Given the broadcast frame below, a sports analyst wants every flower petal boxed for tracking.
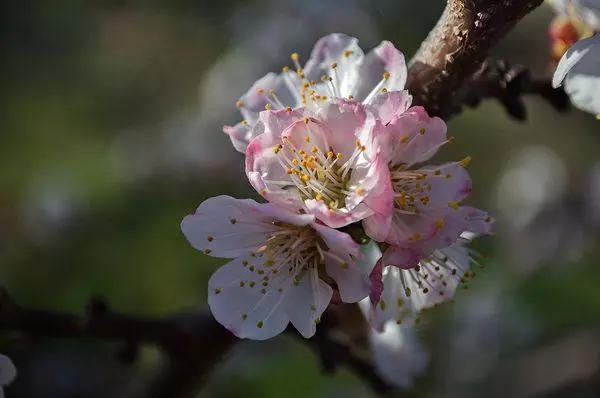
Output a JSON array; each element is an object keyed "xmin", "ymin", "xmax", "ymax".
[
  {"xmin": 559, "ymin": 36, "xmax": 600, "ymax": 115},
  {"xmin": 285, "ymin": 268, "xmax": 333, "ymax": 338},
  {"xmin": 208, "ymin": 254, "xmax": 290, "ymax": 340},
  {"xmin": 223, "ymin": 122, "xmax": 258, "ymax": 153},
  {"xmin": 181, "ymin": 195, "xmax": 313, "ymax": 258},
  {"xmin": 0, "ymin": 354, "xmax": 16, "ymax": 386},
  {"xmin": 237, "ymin": 72, "xmax": 297, "ymax": 125},
  {"xmin": 313, "ymin": 222, "xmax": 371, "ymax": 302},
  {"xmin": 303, "ymin": 33, "xmax": 365, "ymax": 98},
  {"xmin": 368, "ymin": 90, "xmax": 413, "ymax": 124},
  {"xmin": 369, "ymin": 323, "xmax": 429, "ymax": 389},
  {"xmin": 305, "ymin": 199, "xmax": 373, "ymax": 229},
  {"xmin": 383, "ymin": 106, "xmax": 447, "ymax": 167},
  {"xmin": 354, "ymin": 41, "xmax": 408, "ymax": 102}
]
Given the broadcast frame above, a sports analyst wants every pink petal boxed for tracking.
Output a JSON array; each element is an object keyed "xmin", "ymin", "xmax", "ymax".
[
  {"xmin": 181, "ymin": 195, "xmax": 313, "ymax": 258},
  {"xmin": 354, "ymin": 154, "xmax": 394, "ymax": 241},
  {"xmin": 415, "ymin": 162, "xmax": 473, "ymax": 208},
  {"xmin": 354, "ymin": 41, "xmax": 408, "ymax": 102},
  {"xmin": 303, "ymin": 33, "xmax": 365, "ymax": 98},
  {"xmin": 369, "ymin": 258, "xmax": 385, "ymax": 305},
  {"xmin": 208, "ymin": 253, "xmax": 290, "ymax": 340},
  {"xmin": 314, "ymin": 99, "xmax": 368, "ymax": 157},
  {"xmin": 383, "ymin": 106, "xmax": 447, "ymax": 167},
  {"xmin": 381, "ymin": 246, "xmax": 424, "ymax": 270},
  {"xmin": 305, "ymin": 199, "xmax": 373, "ymax": 229},
  {"xmin": 245, "ymin": 129, "xmax": 305, "ymax": 212},
  {"xmin": 285, "ymin": 268, "xmax": 333, "ymax": 338},
  {"xmin": 368, "ymin": 90, "xmax": 413, "ymax": 124},
  {"xmin": 259, "ymin": 108, "xmax": 309, "ymax": 137}
]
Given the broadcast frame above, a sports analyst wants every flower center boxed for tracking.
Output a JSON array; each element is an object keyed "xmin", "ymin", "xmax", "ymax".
[
  {"xmin": 390, "ymin": 164, "xmax": 430, "ymax": 216},
  {"xmin": 270, "ymin": 126, "xmax": 366, "ymax": 210}
]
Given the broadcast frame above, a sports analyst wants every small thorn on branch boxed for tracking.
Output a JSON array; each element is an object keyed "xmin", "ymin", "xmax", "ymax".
[{"xmin": 454, "ymin": 59, "xmax": 571, "ymax": 120}]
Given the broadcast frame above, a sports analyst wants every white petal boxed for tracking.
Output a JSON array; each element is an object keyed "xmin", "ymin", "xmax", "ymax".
[
  {"xmin": 0, "ymin": 354, "xmax": 16, "ymax": 386},
  {"xmin": 552, "ymin": 35, "xmax": 598, "ymax": 88},
  {"xmin": 208, "ymin": 254, "xmax": 291, "ymax": 340},
  {"xmin": 238, "ymin": 73, "xmax": 298, "ymax": 125},
  {"xmin": 181, "ymin": 195, "xmax": 313, "ymax": 258},
  {"xmin": 370, "ymin": 323, "xmax": 428, "ymax": 389},
  {"xmin": 303, "ymin": 33, "xmax": 365, "ymax": 98},
  {"xmin": 561, "ymin": 36, "xmax": 600, "ymax": 114},
  {"xmin": 285, "ymin": 269, "xmax": 333, "ymax": 338}
]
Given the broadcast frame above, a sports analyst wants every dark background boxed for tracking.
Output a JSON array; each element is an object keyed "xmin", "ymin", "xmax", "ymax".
[{"xmin": 1, "ymin": 1, "xmax": 600, "ymax": 397}]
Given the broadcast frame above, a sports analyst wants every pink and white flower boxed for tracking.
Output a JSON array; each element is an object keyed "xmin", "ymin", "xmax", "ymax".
[
  {"xmin": 224, "ymin": 33, "xmax": 410, "ymax": 152},
  {"xmin": 181, "ymin": 195, "xmax": 372, "ymax": 340},
  {"xmin": 366, "ymin": 232, "xmax": 483, "ymax": 330},
  {"xmin": 245, "ymin": 100, "xmax": 393, "ymax": 232},
  {"xmin": 0, "ymin": 354, "xmax": 16, "ymax": 398},
  {"xmin": 365, "ymin": 97, "xmax": 493, "ymax": 266}
]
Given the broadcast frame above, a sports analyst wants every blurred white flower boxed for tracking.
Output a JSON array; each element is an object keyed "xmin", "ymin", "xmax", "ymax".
[
  {"xmin": 368, "ymin": 322, "xmax": 428, "ymax": 389},
  {"xmin": 496, "ymin": 146, "xmax": 567, "ymax": 229},
  {"xmin": 552, "ymin": 34, "xmax": 600, "ymax": 117},
  {"xmin": 0, "ymin": 354, "xmax": 16, "ymax": 397}
]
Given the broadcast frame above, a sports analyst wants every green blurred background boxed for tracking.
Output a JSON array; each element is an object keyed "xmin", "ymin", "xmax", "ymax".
[{"xmin": 2, "ymin": 1, "xmax": 600, "ymax": 397}]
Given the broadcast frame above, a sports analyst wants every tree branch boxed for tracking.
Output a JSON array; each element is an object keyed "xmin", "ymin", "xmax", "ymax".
[
  {"xmin": 0, "ymin": 289, "xmax": 392, "ymax": 396},
  {"xmin": 453, "ymin": 59, "xmax": 571, "ymax": 120},
  {"xmin": 406, "ymin": 0, "xmax": 545, "ymax": 118}
]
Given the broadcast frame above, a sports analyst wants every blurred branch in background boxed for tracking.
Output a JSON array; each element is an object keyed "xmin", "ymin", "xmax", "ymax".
[
  {"xmin": 0, "ymin": 288, "xmax": 393, "ymax": 397},
  {"xmin": 455, "ymin": 59, "xmax": 571, "ymax": 120}
]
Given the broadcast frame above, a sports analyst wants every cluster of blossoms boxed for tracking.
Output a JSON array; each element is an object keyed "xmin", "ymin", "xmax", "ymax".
[
  {"xmin": 181, "ymin": 34, "xmax": 493, "ymax": 340},
  {"xmin": 548, "ymin": 0, "xmax": 600, "ymax": 116}
]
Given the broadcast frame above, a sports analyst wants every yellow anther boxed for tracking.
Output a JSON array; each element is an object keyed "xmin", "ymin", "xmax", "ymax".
[
  {"xmin": 204, "ymin": 249, "xmax": 212, "ymax": 254},
  {"xmin": 290, "ymin": 52, "xmax": 300, "ymax": 61},
  {"xmin": 381, "ymin": 88, "xmax": 388, "ymax": 93},
  {"xmin": 300, "ymin": 174, "xmax": 310, "ymax": 182},
  {"xmin": 336, "ymin": 153, "xmax": 343, "ymax": 159},
  {"xmin": 380, "ymin": 300, "xmax": 386, "ymax": 310},
  {"xmin": 292, "ymin": 158, "xmax": 299, "ymax": 165},
  {"xmin": 348, "ymin": 95, "xmax": 354, "ymax": 100},
  {"xmin": 435, "ymin": 219, "xmax": 445, "ymax": 229},
  {"xmin": 360, "ymin": 145, "xmax": 366, "ymax": 151},
  {"xmin": 383, "ymin": 72, "xmax": 391, "ymax": 80},
  {"xmin": 355, "ymin": 139, "xmax": 361, "ymax": 147},
  {"xmin": 241, "ymin": 120, "xmax": 248, "ymax": 126},
  {"xmin": 340, "ymin": 262, "xmax": 349, "ymax": 269},
  {"xmin": 282, "ymin": 66, "xmax": 290, "ymax": 73},
  {"xmin": 256, "ymin": 321, "xmax": 264, "ymax": 328},
  {"xmin": 434, "ymin": 169, "xmax": 442, "ymax": 176},
  {"xmin": 448, "ymin": 201, "xmax": 460, "ymax": 210},
  {"xmin": 311, "ymin": 146, "xmax": 318, "ymax": 153},
  {"xmin": 310, "ymin": 80, "xmax": 316, "ymax": 86},
  {"xmin": 445, "ymin": 173, "xmax": 452, "ymax": 179},
  {"xmin": 265, "ymin": 103, "xmax": 272, "ymax": 110},
  {"xmin": 303, "ymin": 116, "xmax": 310, "ymax": 124},
  {"xmin": 268, "ymin": 88, "xmax": 275, "ymax": 96},
  {"xmin": 420, "ymin": 196, "xmax": 430, "ymax": 205},
  {"xmin": 310, "ymin": 304, "xmax": 317, "ymax": 312},
  {"xmin": 315, "ymin": 193, "xmax": 324, "ymax": 201},
  {"xmin": 273, "ymin": 144, "xmax": 283, "ymax": 154},
  {"xmin": 229, "ymin": 217, "xmax": 237, "ymax": 224},
  {"xmin": 305, "ymin": 135, "xmax": 311, "ymax": 143},
  {"xmin": 419, "ymin": 127, "xmax": 426, "ymax": 135},
  {"xmin": 405, "ymin": 287, "xmax": 412, "ymax": 297},
  {"xmin": 343, "ymin": 50, "xmax": 355, "ymax": 57},
  {"xmin": 303, "ymin": 82, "xmax": 310, "ymax": 89},
  {"xmin": 400, "ymin": 135, "xmax": 409, "ymax": 143},
  {"xmin": 459, "ymin": 156, "xmax": 472, "ymax": 167},
  {"xmin": 355, "ymin": 187, "xmax": 366, "ymax": 196},
  {"xmin": 327, "ymin": 151, "xmax": 334, "ymax": 158},
  {"xmin": 235, "ymin": 100, "xmax": 244, "ymax": 108},
  {"xmin": 285, "ymin": 106, "xmax": 292, "ymax": 112},
  {"xmin": 214, "ymin": 288, "xmax": 221, "ymax": 294},
  {"xmin": 397, "ymin": 298, "xmax": 404, "ymax": 307},
  {"xmin": 242, "ymin": 313, "xmax": 248, "ymax": 320},
  {"xmin": 331, "ymin": 62, "xmax": 338, "ymax": 69},
  {"xmin": 485, "ymin": 216, "xmax": 493, "ymax": 223},
  {"xmin": 257, "ymin": 88, "xmax": 265, "ymax": 94},
  {"xmin": 207, "ymin": 235, "xmax": 214, "ymax": 242}
]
